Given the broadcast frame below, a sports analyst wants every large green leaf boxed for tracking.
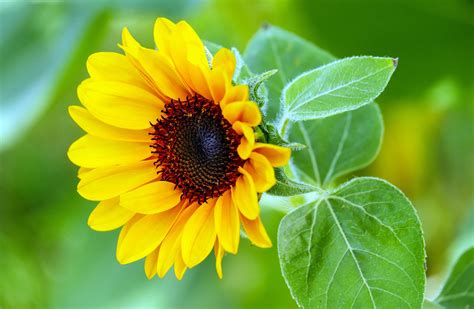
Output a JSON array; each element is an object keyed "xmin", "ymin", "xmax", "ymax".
[
  {"xmin": 290, "ymin": 103, "xmax": 383, "ymax": 187},
  {"xmin": 243, "ymin": 25, "xmax": 334, "ymax": 121},
  {"xmin": 278, "ymin": 177, "xmax": 425, "ymax": 308},
  {"xmin": 283, "ymin": 56, "xmax": 397, "ymax": 121},
  {"xmin": 434, "ymin": 247, "xmax": 474, "ymax": 308}
]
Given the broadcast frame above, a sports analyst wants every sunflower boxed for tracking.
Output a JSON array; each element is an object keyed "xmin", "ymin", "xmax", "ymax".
[{"xmin": 67, "ymin": 17, "xmax": 290, "ymax": 280}]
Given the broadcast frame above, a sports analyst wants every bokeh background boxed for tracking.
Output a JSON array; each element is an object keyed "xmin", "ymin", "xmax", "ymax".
[{"xmin": 1, "ymin": 0, "xmax": 473, "ymax": 307}]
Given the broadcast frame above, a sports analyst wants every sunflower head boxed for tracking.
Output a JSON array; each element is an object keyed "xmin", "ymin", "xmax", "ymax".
[{"xmin": 68, "ymin": 17, "xmax": 291, "ymax": 280}]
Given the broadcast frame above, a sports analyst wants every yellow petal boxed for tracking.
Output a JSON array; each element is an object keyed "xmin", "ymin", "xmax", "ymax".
[
  {"xmin": 120, "ymin": 181, "xmax": 181, "ymax": 214},
  {"xmin": 208, "ymin": 68, "xmax": 227, "ymax": 102},
  {"xmin": 116, "ymin": 205, "xmax": 182, "ymax": 264},
  {"xmin": 117, "ymin": 214, "xmax": 143, "ymax": 251},
  {"xmin": 222, "ymin": 101, "xmax": 261, "ymax": 127},
  {"xmin": 174, "ymin": 247, "xmax": 187, "ymax": 280},
  {"xmin": 153, "ymin": 17, "xmax": 176, "ymax": 56},
  {"xmin": 78, "ymin": 167, "xmax": 92, "ymax": 179},
  {"xmin": 68, "ymin": 134, "xmax": 151, "ymax": 168},
  {"xmin": 253, "ymin": 143, "xmax": 291, "ymax": 167},
  {"xmin": 77, "ymin": 160, "xmax": 157, "ymax": 201},
  {"xmin": 233, "ymin": 121, "xmax": 255, "ymax": 160},
  {"xmin": 214, "ymin": 191, "xmax": 239, "ymax": 254},
  {"xmin": 221, "ymin": 84, "xmax": 249, "ymax": 108},
  {"xmin": 168, "ymin": 21, "xmax": 212, "ymax": 97},
  {"xmin": 186, "ymin": 62, "xmax": 212, "ymax": 99},
  {"xmin": 214, "ymin": 241, "xmax": 225, "ymax": 279},
  {"xmin": 86, "ymin": 52, "xmax": 153, "ymax": 93},
  {"xmin": 244, "ymin": 152, "xmax": 276, "ymax": 192},
  {"xmin": 144, "ymin": 247, "xmax": 159, "ymax": 280},
  {"xmin": 174, "ymin": 21, "xmax": 208, "ymax": 68},
  {"xmin": 77, "ymin": 79, "xmax": 162, "ymax": 130},
  {"xmin": 88, "ymin": 197, "xmax": 135, "ymax": 231},
  {"xmin": 181, "ymin": 199, "xmax": 217, "ymax": 268},
  {"xmin": 121, "ymin": 45, "xmax": 191, "ymax": 100},
  {"xmin": 212, "ymin": 48, "xmax": 236, "ymax": 82},
  {"xmin": 68, "ymin": 106, "xmax": 151, "ymax": 142},
  {"xmin": 156, "ymin": 203, "xmax": 198, "ymax": 278},
  {"xmin": 241, "ymin": 215, "xmax": 272, "ymax": 248},
  {"xmin": 121, "ymin": 28, "xmax": 161, "ymax": 96},
  {"xmin": 232, "ymin": 168, "xmax": 259, "ymax": 220}
]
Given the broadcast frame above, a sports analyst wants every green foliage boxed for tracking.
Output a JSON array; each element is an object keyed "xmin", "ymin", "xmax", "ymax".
[
  {"xmin": 290, "ymin": 103, "xmax": 383, "ymax": 186},
  {"xmin": 282, "ymin": 56, "xmax": 397, "ymax": 121},
  {"xmin": 242, "ymin": 24, "xmax": 428, "ymax": 309},
  {"xmin": 267, "ymin": 168, "xmax": 318, "ymax": 197},
  {"xmin": 244, "ymin": 25, "xmax": 334, "ymax": 120},
  {"xmin": 278, "ymin": 177, "xmax": 425, "ymax": 308},
  {"xmin": 433, "ymin": 247, "xmax": 474, "ymax": 308}
]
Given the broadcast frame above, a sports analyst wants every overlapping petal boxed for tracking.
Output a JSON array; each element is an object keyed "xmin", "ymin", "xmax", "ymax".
[
  {"xmin": 68, "ymin": 134, "xmax": 150, "ymax": 168},
  {"xmin": 232, "ymin": 167, "xmax": 259, "ymax": 220},
  {"xmin": 77, "ymin": 79, "xmax": 162, "ymax": 130},
  {"xmin": 181, "ymin": 199, "xmax": 217, "ymax": 268},
  {"xmin": 69, "ymin": 16, "xmax": 293, "ymax": 281},
  {"xmin": 120, "ymin": 181, "xmax": 181, "ymax": 214},
  {"xmin": 88, "ymin": 197, "xmax": 135, "ymax": 231},
  {"xmin": 117, "ymin": 204, "xmax": 182, "ymax": 264},
  {"xmin": 77, "ymin": 160, "xmax": 157, "ymax": 201},
  {"xmin": 214, "ymin": 191, "xmax": 240, "ymax": 254}
]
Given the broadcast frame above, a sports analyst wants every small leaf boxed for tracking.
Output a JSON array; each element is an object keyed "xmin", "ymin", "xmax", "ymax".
[
  {"xmin": 283, "ymin": 56, "xmax": 397, "ymax": 121},
  {"xmin": 267, "ymin": 168, "xmax": 318, "ymax": 197},
  {"xmin": 244, "ymin": 25, "xmax": 335, "ymax": 121},
  {"xmin": 263, "ymin": 123, "xmax": 306, "ymax": 151},
  {"xmin": 289, "ymin": 103, "xmax": 383, "ymax": 186},
  {"xmin": 434, "ymin": 247, "xmax": 474, "ymax": 308},
  {"xmin": 246, "ymin": 69, "xmax": 277, "ymax": 106},
  {"xmin": 278, "ymin": 177, "xmax": 425, "ymax": 308}
]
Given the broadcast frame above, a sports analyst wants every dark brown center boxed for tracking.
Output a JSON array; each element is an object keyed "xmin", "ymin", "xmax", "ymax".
[{"xmin": 151, "ymin": 95, "xmax": 244, "ymax": 204}]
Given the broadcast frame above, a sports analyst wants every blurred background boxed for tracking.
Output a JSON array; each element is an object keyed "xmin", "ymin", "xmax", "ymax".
[{"xmin": 0, "ymin": 0, "xmax": 473, "ymax": 307}]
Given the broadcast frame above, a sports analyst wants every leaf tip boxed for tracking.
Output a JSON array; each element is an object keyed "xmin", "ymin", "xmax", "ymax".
[
  {"xmin": 261, "ymin": 22, "xmax": 271, "ymax": 30},
  {"xmin": 392, "ymin": 57, "xmax": 399, "ymax": 68}
]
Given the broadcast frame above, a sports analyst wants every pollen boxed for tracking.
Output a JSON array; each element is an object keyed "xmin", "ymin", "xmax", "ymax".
[{"xmin": 151, "ymin": 95, "xmax": 244, "ymax": 204}]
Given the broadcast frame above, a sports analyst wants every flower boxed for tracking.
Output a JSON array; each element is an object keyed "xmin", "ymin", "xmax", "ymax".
[{"xmin": 67, "ymin": 17, "xmax": 291, "ymax": 280}]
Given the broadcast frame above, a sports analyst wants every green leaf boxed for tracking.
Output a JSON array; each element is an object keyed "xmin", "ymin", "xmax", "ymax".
[
  {"xmin": 244, "ymin": 25, "xmax": 335, "ymax": 121},
  {"xmin": 267, "ymin": 168, "xmax": 318, "ymax": 197},
  {"xmin": 278, "ymin": 177, "xmax": 425, "ymax": 308},
  {"xmin": 283, "ymin": 56, "xmax": 397, "ymax": 121},
  {"xmin": 434, "ymin": 247, "xmax": 474, "ymax": 308},
  {"xmin": 262, "ymin": 123, "xmax": 306, "ymax": 151},
  {"xmin": 289, "ymin": 103, "xmax": 383, "ymax": 186}
]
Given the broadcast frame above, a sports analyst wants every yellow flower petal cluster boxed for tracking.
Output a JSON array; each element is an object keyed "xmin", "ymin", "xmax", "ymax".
[{"xmin": 68, "ymin": 17, "xmax": 290, "ymax": 279}]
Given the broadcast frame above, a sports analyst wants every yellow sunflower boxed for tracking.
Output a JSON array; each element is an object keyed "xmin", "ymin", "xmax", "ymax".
[{"xmin": 67, "ymin": 17, "xmax": 290, "ymax": 280}]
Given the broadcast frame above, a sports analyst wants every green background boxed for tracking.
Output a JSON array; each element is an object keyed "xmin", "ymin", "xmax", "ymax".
[{"xmin": 1, "ymin": 0, "xmax": 473, "ymax": 307}]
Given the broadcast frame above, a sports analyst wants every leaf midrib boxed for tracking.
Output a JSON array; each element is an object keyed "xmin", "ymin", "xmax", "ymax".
[
  {"xmin": 288, "ymin": 62, "xmax": 393, "ymax": 112},
  {"xmin": 324, "ymin": 198, "xmax": 377, "ymax": 308}
]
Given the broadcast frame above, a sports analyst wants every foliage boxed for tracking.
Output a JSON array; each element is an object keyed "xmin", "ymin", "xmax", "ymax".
[{"xmin": 243, "ymin": 25, "xmax": 426, "ymax": 308}]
